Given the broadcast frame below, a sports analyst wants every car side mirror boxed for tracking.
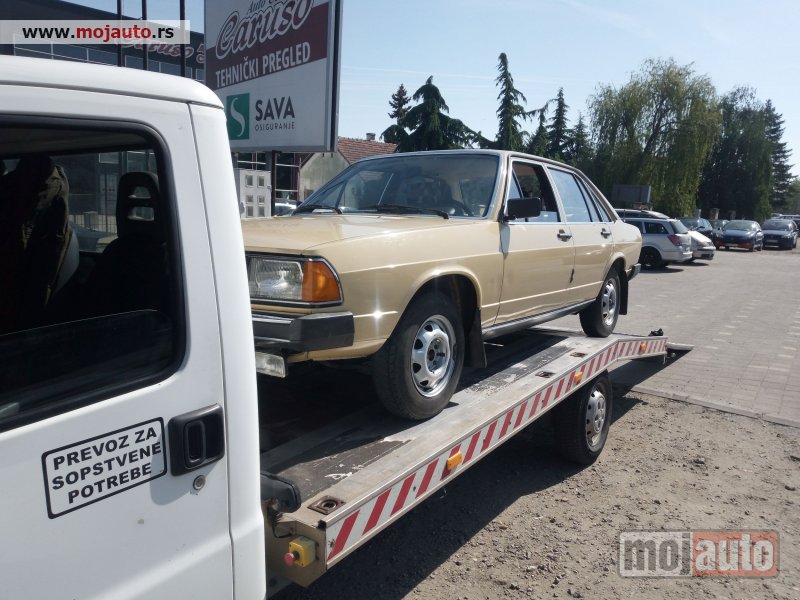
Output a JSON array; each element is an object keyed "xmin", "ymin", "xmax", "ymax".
[{"xmin": 505, "ymin": 196, "xmax": 542, "ymax": 221}]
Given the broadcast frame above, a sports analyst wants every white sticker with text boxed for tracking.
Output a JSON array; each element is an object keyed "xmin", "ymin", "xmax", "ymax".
[{"xmin": 42, "ymin": 419, "xmax": 166, "ymax": 518}]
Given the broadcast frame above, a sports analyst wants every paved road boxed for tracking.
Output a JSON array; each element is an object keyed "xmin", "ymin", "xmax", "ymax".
[{"xmin": 554, "ymin": 246, "xmax": 800, "ymax": 427}]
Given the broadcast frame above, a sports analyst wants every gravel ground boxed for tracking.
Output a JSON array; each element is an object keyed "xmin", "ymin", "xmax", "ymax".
[{"xmin": 275, "ymin": 390, "xmax": 800, "ymax": 600}]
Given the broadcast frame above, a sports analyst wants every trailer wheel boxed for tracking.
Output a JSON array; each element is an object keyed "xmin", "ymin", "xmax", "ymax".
[
  {"xmin": 373, "ymin": 293, "xmax": 465, "ymax": 420},
  {"xmin": 579, "ymin": 270, "xmax": 619, "ymax": 337},
  {"xmin": 553, "ymin": 374, "xmax": 612, "ymax": 464}
]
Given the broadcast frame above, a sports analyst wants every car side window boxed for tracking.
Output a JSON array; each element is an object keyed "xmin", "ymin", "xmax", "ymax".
[
  {"xmin": 506, "ymin": 161, "xmax": 560, "ymax": 223},
  {"xmin": 626, "ymin": 219, "xmax": 644, "ymax": 232},
  {"xmin": 548, "ymin": 168, "xmax": 593, "ymax": 223},
  {"xmin": 644, "ymin": 221, "xmax": 669, "ymax": 234},
  {"xmin": 574, "ymin": 176, "xmax": 611, "ymax": 222},
  {"xmin": 0, "ymin": 121, "xmax": 182, "ymax": 433}
]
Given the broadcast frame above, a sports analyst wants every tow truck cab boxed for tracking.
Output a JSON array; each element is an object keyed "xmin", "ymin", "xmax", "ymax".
[{"xmin": 0, "ymin": 57, "xmax": 265, "ymax": 600}]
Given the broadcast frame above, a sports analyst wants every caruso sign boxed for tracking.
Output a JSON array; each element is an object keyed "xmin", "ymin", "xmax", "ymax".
[{"xmin": 206, "ymin": 0, "xmax": 341, "ymax": 152}]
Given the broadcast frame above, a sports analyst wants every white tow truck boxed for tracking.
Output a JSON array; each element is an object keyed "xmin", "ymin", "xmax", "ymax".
[{"xmin": 0, "ymin": 57, "xmax": 680, "ymax": 599}]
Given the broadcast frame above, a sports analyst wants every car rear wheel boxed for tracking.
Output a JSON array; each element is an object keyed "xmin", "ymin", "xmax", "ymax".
[
  {"xmin": 639, "ymin": 247, "xmax": 663, "ymax": 269},
  {"xmin": 579, "ymin": 269, "xmax": 620, "ymax": 338},
  {"xmin": 553, "ymin": 374, "xmax": 613, "ymax": 464},
  {"xmin": 373, "ymin": 293, "xmax": 465, "ymax": 420}
]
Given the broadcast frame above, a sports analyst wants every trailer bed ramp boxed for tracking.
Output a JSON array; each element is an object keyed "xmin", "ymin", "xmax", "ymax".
[{"xmin": 261, "ymin": 329, "xmax": 671, "ymax": 587}]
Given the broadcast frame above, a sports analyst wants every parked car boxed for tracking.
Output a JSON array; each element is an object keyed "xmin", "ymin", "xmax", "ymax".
[
  {"xmin": 679, "ymin": 216, "xmax": 713, "ymax": 237},
  {"xmin": 687, "ymin": 230, "xmax": 715, "ymax": 261},
  {"xmin": 715, "ymin": 220, "xmax": 763, "ymax": 251},
  {"xmin": 621, "ymin": 217, "xmax": 693, "ymax": 268},
  {"xmin": 777, "ymin": 214, "xmax": 800, "ymax": 231},
  {"xmin": 709, "ymin": 218, "xmax": 728, "ymax": 232},
  {"xmin": 761, "ymin": 219, "xmax": 798, "ymax": 250},
  {"xmin": 614, "ymin": 208, "xmax": 670, "ymax": 219},
  {"xmin": 244, "ymin": 150, "xmax": 642, "ymax": 419}
]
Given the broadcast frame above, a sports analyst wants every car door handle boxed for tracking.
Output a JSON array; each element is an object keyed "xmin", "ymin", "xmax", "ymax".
[
  {"xmin": 557, "ymin": 230, "xmax": 572, "ymax": 241},
  {"xmin": 168, "ymin": 404, "xmax": 225, "ymax": 475},
  {"xmin": 601, "ymin": 228, "xmax": 612, "ymax": 238}
]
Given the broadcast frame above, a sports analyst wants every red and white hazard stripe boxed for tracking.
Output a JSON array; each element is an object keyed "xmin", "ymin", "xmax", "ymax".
[{"xmin": 324, "ymin": 335, "xmax": 667, "ymax": 564}]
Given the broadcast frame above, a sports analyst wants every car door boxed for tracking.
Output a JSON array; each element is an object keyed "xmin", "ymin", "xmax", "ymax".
[
  {"xmin": 546, "ymin": 167, "xmax": 614, "ymax": 305},
  {"xmin": 496, "ymin": 159, "xmax": 575, "ymax": 323},
  {"xmin": 0, "ymin": 87, "xmax": 233, "ymax": 599}
]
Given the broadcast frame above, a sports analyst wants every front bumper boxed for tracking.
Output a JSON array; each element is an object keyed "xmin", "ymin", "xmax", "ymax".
[
  {"xmin": 252, "ymin": 311, "xmax": 355, "ymax": 353},
  {"xmin": 763, "ymin": 236, "xmax": 793, "ymax": 248},
  {"xmin": 716, "ymin": 238, "xmax": 756, "ymax": 249},
  {"xmin": 692, "ymin": 246, "xmax": 715, "ymax": 260}
]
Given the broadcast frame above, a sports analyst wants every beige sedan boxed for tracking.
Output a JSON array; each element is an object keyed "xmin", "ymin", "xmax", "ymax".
[{"xmin": 244, "ymin": 150, "xmax": 641, "ymax": 419}]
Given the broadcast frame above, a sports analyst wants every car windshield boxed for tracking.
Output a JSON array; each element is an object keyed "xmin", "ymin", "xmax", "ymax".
[
  {"xmin": 671, "ymin": 220, "xmax": 689, "ymax": 234},
  {"xmin": 297, "ymin": 153, "xmax": 500, "ymax": 218},
  {"xmin": 762, "ymin": 220, "xmax": 792, "ymax": 230},
  {"xmin": 680, "ymin": 218, "xmax": 701, "ymax": 228},
  {"xmin": 725, "ymin": 221, "xmax": 756, "ymax": 231}
]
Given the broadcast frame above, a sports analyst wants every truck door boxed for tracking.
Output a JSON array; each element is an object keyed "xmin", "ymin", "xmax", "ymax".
[{"xmin": 0, "ymin": 88, "xmax": 233, "ymax": 599}]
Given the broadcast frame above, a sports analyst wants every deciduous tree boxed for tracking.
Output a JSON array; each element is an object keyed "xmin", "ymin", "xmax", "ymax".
[{"xmin": 588, "ymin": 58, "xmax": 719, "ymax": 216}]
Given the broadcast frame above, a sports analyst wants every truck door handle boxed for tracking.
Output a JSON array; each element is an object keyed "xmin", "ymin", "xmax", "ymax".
[
  {"xmin": 601, "ymin": 228, "xmax": 612, "ymax": 238},
  {"xmin": 168, "ymin": 404, "xmax": 225, "ymax": 475},
  {"xmin": 557, "ymin": 230, "xmax": 572, "ymax": 241}
]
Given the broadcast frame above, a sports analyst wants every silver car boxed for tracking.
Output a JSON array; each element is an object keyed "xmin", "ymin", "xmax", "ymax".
[{"xmin": 622, "ymin": 217, "xmax": 693, "ymax": 268}]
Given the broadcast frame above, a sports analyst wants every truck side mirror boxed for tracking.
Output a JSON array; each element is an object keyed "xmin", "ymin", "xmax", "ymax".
[{"xmin": 505, "ymin": 196, "xmax": 542, "ymax": 221}]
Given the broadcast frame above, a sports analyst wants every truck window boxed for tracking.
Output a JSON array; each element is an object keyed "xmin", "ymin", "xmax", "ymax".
[{"xmin": 0, "ymin": 121, "xmax": 182, "ymax": 433}]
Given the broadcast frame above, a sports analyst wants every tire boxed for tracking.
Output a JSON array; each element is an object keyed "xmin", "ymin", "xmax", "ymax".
[
  {"xmin": 373, "ymin": 293, "xmax": 465, "ymax": 420},
  {"xmin": 639, "ymin": 247, "xmax": 663, "ymax": 269},
  {"xmin": 552, "ymin": 374, "xmax": 612, "ymax": 465},
  {"xmin": 579, "ymin": 269, "xmax": 620, "ymax": 338}
]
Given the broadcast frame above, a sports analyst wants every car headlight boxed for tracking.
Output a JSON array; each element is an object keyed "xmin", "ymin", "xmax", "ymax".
[{"xmin": 247, "ymin": 255, "xmax": 342, "ymax": 305}]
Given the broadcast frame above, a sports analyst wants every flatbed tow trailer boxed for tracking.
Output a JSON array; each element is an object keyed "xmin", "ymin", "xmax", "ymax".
[{"xmin": 260, "ymin": 327, "xmax": 686, "ymax": 592}]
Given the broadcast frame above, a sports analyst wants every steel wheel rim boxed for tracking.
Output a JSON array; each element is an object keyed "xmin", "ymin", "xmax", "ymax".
[
  {"xmin": 410, "ymin": 315, "xmax": 456, "ymax": 398},
  {"xmin": 585, "ymin": 387, "xmax": 607, "ymax": 450},
  {"xmin": 601, "ymin": 279, "xmax": 617, "ymax": 327}
]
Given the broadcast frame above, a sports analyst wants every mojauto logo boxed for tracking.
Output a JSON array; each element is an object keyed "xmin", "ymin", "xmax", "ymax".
[{"xmin": 226, "ymin": 94, "xmax": 250, "ymax": 140}]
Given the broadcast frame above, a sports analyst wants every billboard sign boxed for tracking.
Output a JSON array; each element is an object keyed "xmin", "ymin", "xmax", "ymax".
[{"xmin": 206, "ymin": 0, "xmax": 341, "ymax": 152}]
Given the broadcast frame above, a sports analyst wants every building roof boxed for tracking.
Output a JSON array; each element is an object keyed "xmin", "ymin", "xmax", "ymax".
[{"xmin": 337, "ymin": 137, "xmax": 396, "ymax": 164}]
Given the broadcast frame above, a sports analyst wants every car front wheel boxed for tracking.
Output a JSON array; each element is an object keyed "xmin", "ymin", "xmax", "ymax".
[
  {"xmin": 579, "ymin": 269, "xmax": 620, "ymax": 338},
  {"xmin": 373, "ymin": 293, "xmax": 465, "ymax": 420}
]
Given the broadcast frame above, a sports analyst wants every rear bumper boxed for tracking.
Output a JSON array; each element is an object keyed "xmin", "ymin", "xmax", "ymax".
[
  {"xmin": 252, "ymin": 311, "xmax": 355, "ymax": 353},
  {"xmin": 627, "ymin": 263, "xmax": 641, "ymax": 281}
]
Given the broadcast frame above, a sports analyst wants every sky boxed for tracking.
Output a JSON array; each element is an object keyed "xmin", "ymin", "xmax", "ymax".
[{"xmin": 72, "ymin": 0, "xmax": 800, "ymax": 176}]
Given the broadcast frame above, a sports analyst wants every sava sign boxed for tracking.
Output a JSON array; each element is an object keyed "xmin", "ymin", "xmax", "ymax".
[{"xmin": 207, "ymin": 0, "xmax": 341, "ymax": 152}]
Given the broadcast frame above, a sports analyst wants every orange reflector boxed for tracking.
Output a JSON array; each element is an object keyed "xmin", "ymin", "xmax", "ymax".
[
  {"xmin": 445, "ymin": 451, "xmax": 463, "ymax": 473},
  {"xmin": 639, "ymin": 342, "xmax": 647, "ymax": 353},
  {"xmin": 302, "ymin": 261, "xmax": 341, "ymax": 303},
  {"xmin": 573, "ymin": 371, "xmax": 583, "ymax": 384}
]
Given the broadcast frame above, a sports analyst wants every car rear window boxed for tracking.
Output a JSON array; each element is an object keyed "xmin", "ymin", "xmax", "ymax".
[{"xmin": 671, "ymin": 220, "xmax": 689, "ymax": 234}]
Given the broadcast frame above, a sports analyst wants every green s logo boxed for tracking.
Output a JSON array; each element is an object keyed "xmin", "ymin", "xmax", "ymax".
[{"xmin": 226, "ymin": 94, "xmax": 250, "ymax": 140}]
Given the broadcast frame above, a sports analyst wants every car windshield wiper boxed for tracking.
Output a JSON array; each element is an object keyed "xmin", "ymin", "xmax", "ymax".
[
  {"xmin": 361, "ymin": 204, "xmax": 449, "ymax": 219},
  {"xmin": 293, "ymin": 204, "xmax": 342, "ymax": 214}
]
